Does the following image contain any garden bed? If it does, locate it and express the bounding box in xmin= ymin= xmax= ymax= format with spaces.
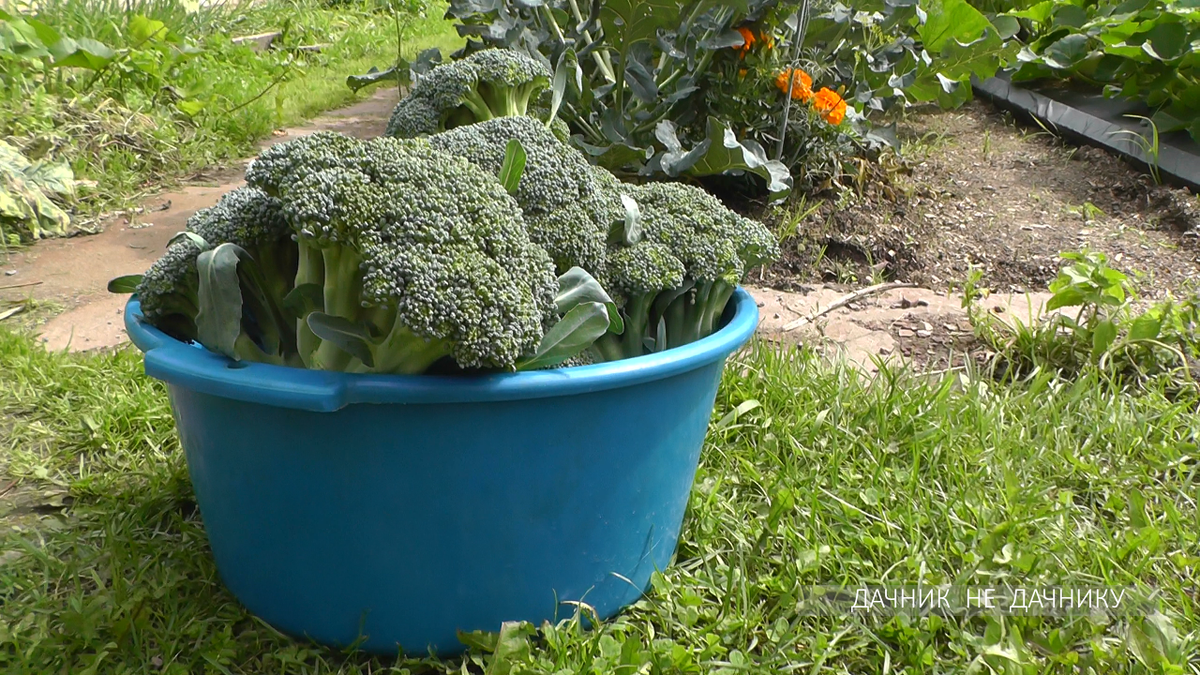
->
xmin=762 ymin=100 xmax=1200 ymax=297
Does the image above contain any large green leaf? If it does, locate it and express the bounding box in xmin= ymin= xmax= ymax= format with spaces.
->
xmin=554 ymin=266 xmax=623 ymax=334
xmin=1139 ymin=20 xmax=1189 ymax=60
xmin=128 ymin=14 xmax=171 ymax=44
xmin=107 ymin=275 xmax=143 ymax=294
xmin=679 ymin=117 xmax=793 ymax=200
xmin=49 ymin=37 xmax=116 ymax=70
xmin=1042 ymin=33 xmax=1092 ymax=69
xmin=919 ymin=0 xmax=993 ymax=53
xmin=195 ymin=243 xmax=246 ymax=360
xmin=599 ymin=0 xmax=686 ymax=47
xmin=307 ymin=312 xmax=376 ymax=367
xmin=1006 ymin=0 xmax=1054 ymax=25
xmin=346 ymin=66 xmax=404 ymax=93
xmin=498 ymin=138 xmax=526 ymax=195
xmin=0 ymin=139 xmax=75 ymax=240
xmin=515 ymin=301 xmax=610 ymax=370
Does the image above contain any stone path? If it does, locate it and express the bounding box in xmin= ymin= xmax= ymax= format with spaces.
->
xmin=0 ymin=88 xmax=1055 ymax=370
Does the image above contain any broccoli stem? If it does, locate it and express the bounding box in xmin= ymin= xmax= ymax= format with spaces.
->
xmin=294 ymin=238 xmax=325 ymax=368
xmin=475 ymin=82 xmax=523 ymax=118
xmin=663 ymin=291 xmax=690 ymax=350
xmin=700 ymin=282 xmax=736 ymax=337
xmin=460 ymin=89 xmax=496 ymax=122
xmin=593 ymin=293 xmax=655 ymax=361
xmin=370 ymin=317 xmax=453 ymax=374
xmin=311 ymin=244 xmax=364 ymax=371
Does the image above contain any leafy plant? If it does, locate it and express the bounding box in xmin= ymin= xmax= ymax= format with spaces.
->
xmin=434 ymin=0 xmax=1017 ymax=198
xmin=964 ymin=250 xmax=1200 ymax=388
xmin=0 ymin=138 xmax=77 ymax=242
xmin=1004 ymin=0 xmax=1199 ymax=141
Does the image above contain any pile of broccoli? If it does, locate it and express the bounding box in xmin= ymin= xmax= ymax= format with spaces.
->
xmin=425 ymin=116 xmax=779 ymax=362
xmin=113 ymin=49 xmax=778 ymax=374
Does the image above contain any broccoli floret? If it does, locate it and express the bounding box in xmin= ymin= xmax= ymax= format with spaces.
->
xmin=385 ymin=49 xmax=551 ymax=138
xmin=429 ymin=116 xmax=624 ymax=279
xmin=623 ymin=182 xmax=779 ymax=350
xmin=260 ymin=132 xmax=559 ymax=373
xmin=135 ymin=236 xmax=206 ymax=343
xmin=592 ymin=240 xmax=686 ymax=362
xmin=246 ymin=131 xmax=365 ymax=198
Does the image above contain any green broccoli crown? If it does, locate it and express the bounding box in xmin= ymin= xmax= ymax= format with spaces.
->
xmin=245 ymin=131 xmax=364 ymax=197
xmin=385 ymin=49 xmax=552 ymax=139
xmin=606 ymin=240 xmax=685 ymax=297
xmin=468 ymin=47 xmax=550 ymax=91
xmin=264 ymin=132 xmax=558 ymax=371
xmin=185 ymin=185 xmax=291 ymax=250
xmin=625 ymin=182 xmax=778 ymax=283
xmin=136 ymin=236 xmax=205 ymax=338
xmin=429 ymin=116 xmax=624 ymax=278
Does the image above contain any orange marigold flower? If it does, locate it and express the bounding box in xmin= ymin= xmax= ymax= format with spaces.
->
xmin=760 ymin=32 xmax=775 ymax=50
xmin=735 ymin=26 xmax=755 ymax=56
xmin=739 ymin=68 xmax=748 ymax=78
xmin=774 ymin=68 xmax=813 ymax=102
xmin=813 ymin=86 xmax=847 ymax=125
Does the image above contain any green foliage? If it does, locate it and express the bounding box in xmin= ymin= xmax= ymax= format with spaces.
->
xmin=0 ymin=139 xmax=76 ymax=242
xmin=437 ymin=0 xmax=1017 ymax=196
xmin=0 ymin=0 xmax=463 ymax=219
xmin=1004 ymin=0 xmax=1200 ymax=141
xmin=804 ymin=0 xmax=1018 ymax=112
xmin=443 ymin=0 xmax=798 ymax=198
xmin=2 ymin=332 xmax=1197 ymax=672
xmin=964 ymin=250 xmax=1200 ymax=388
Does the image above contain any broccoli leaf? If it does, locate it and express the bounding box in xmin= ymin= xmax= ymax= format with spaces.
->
xmin=555 ymin=266 xmax=623 ymax=335
xmin=306 ymin=312 xmax=376 ymax=368
xmin=107 ymin=275 xmax=143 ymax=293
xmin=515 ymin=301 xmax=610 ymax=370
xmin=499 ymin=138 xmax=527 ymax=195
xmin=195 ymin=243 xmax=246 ymax=361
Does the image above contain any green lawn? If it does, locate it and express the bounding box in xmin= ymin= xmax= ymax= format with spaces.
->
xmin=0 ymin=328 xmax=1195 ymax=674
xmin=0 ymin=0 xmax=462 ymax=222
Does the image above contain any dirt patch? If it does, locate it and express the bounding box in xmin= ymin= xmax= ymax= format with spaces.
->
xmin=0 ymin=88 xmax=401 ymax=352
xmin=763 ymin=100 xmax=1200 ymax=296
xmin=749 ymin=284 xmax=1052 ymax=373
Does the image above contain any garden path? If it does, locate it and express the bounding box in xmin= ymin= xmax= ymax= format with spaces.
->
xmin=0 ymin=87 xmax=401 ymax=352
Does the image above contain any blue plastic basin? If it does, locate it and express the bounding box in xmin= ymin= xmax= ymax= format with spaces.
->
xmin=124 ymin=288 xmax=758 ymax=655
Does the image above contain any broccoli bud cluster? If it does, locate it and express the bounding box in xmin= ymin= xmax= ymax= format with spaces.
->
xmin=385 ymin=49 xmax=551 ymax=139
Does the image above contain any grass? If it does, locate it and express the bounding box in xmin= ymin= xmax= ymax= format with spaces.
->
xmin=0 ymin=328 xmax=1197 ymax=673
xmin=0 ymin=0 xmax=462 ymax=230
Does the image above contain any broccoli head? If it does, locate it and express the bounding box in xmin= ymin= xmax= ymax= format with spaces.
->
xmin=429 ymin=116 xmax=625 ymax=280
xmin=385 ymin=49 xmax=551 ymax=139
xmin=136 ymin=186 xmax=299 ymax=353
xmin=135 ymin=236 xmax=206 ymax=344
xmin=258 ymin=132 xmax=559 ymax=373
xmin=621 ymin=181 xmax=780 ymax=350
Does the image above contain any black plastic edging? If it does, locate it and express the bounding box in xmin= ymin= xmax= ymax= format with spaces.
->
xmin=972 ymin=73 xmax=1200 ymax=193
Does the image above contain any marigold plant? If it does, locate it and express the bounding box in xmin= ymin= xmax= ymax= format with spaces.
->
xmin=774 ymin=68 xmax=813 ymax=102
xmin=812 ymin=87 xmax=847 ymax=125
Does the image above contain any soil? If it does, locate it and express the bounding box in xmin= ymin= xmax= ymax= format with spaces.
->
xmin=761 ymin=100 xmax=1200 ymax=296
